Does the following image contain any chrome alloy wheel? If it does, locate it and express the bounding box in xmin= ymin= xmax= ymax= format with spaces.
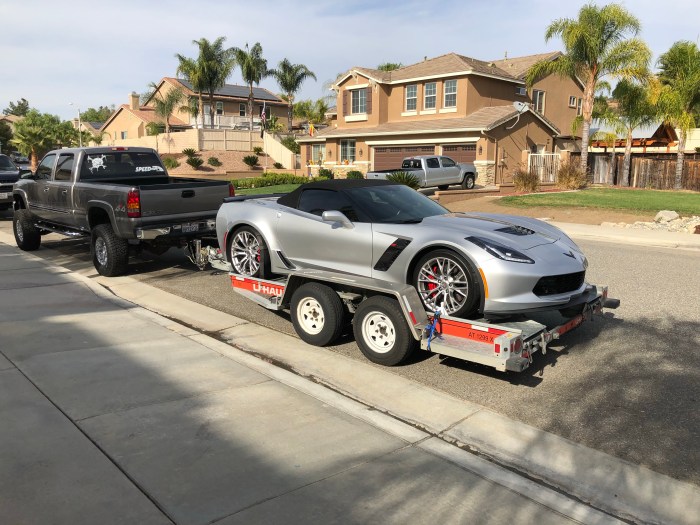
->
xmin=296 ymin=297 xmax=325 ymax=335
xmin=231 ymin=230 xmax=261 ymax=275
xmin=95 ymin=237 xmax=108 ymax=266
xmin=416 ymin=256 xmax=469 ymax=315
xmin=361 ymin=311 xmax=396 ymax=353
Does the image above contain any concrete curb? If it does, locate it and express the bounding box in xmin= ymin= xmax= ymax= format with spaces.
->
xmin=553 ymin=222 xmax=700 ymax=251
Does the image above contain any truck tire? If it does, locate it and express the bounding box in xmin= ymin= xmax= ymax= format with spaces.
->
xmin=461 ymin=173 xmax=476 ymax=190
xmin=92 ymin=224 xmax=129 ymax=277
xmin=13 ymin=209 xmax=41 ymax=251
xmin=290 ymin=282 xmax=345 ymax=346
xmin=353 ymin=295 xmax=417 ymax=366
xmin=437 ymin=185 xmax=450 ymax=191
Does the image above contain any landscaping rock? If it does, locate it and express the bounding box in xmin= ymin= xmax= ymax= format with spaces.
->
xmin=655 ymin=210 xmax=680 ymax=223
xmin=603 ymin=214 xmax=700 ymax=234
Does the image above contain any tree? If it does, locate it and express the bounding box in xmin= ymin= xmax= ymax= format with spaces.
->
xmin=525 ymin=3 xmax=651 ymax=174
xmin=179 ymin=97 xmax=200 ymax=129
xmin=232 ymin=42 xmax=269 ymax=133
xmin=176 ymin=40 xmax=211 ymax=129
xmin=269 ymin=59 xmax=317 ymax=131
xmin=3 ymin=98 xmax=30 ymax=116
xmin=294 ymin=98 xmax=330 ymax=125
xmin=377 ymin=62 xmax=402 ymax=71
xmin=148 ymin=83 xmax=185 ymax=151
xmin=656 ymin=41 xmax=700 ymax=189
xmin=0 ymin=121 xmax=12 ymax=154
xmin=10 ymin=110 xmax=74 ymax=169
xmin=80 ymin=106 xmax=115 ymax=122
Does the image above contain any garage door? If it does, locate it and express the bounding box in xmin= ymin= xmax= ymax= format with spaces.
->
xmin=442 ymin=144 xmax=476 ymax=163
xmin=373 ymin=145 xmax=435 ymax=171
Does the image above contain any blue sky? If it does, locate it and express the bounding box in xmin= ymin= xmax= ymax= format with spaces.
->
xmin=1 ymin=0 xmax=698 ymax=120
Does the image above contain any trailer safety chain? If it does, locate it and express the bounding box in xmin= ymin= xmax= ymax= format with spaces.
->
xmin=425 ymin=308 xmax=443 ymax=351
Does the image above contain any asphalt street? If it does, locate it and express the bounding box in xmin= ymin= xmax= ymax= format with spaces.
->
xmin=1 ymin=208 xmax=699 ymax=486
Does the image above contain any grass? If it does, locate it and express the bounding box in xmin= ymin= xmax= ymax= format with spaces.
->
xmin=499 ymin=188 xmax=700 ymax=216
xmin=236 ymin=184 xmax=300 ymax=195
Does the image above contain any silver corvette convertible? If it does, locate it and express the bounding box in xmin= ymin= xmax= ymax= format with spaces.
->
xmin=216 ymin=180 xmax=590 ymax=319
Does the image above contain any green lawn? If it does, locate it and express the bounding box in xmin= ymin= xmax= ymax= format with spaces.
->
xmin=235 ymin=184 xmax=301 ymax=195
xmin=499 ymin=188 xmax=700 ymax=215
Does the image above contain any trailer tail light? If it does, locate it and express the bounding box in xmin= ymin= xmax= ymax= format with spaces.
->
xmin=127 ymin=189 xmax=141 ymax=218
xmin=228 ymin=183 xmax=236 ymax=197
xmin=494 ymin=343 xmax=500 ymax=354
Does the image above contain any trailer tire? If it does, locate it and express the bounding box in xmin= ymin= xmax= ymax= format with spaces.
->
xmin=353 ymin=295 xmax=417 ymax=366
xmin=92 ymin=224 xmax=129 ymax=277
xmin=291 ymin=282 xmax=345 ymax=346
xmin=461 ymin=173 xmax=475 ymax=190
xmin=13 ymin=209 xmax=41 ymax=251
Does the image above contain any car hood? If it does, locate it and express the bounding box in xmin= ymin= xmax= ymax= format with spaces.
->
xmin=416 ymin=213 xmax=564 ymax=250
xmin=0 ymin=168 xmax=20 ymax=183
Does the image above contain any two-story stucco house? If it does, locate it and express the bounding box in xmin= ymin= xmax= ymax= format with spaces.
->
xmin=299 ymin=52 xmax=584 ymax=186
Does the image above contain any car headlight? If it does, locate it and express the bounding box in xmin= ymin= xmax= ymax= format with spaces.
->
xmin=466 ymin=236 xmax=534 ymax=264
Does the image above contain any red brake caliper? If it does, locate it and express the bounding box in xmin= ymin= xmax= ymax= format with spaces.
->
xmin=427 ymin=265 xmax=438 ymax=291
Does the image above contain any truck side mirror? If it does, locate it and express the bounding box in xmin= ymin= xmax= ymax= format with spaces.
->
xmin=20 ymin=169 xmax=34 ymax=179
xmin=322 ymin=210 xmax=354 ymax=229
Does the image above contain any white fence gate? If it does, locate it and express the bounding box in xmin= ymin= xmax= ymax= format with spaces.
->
xmin=528 ymin=153 xmax=560 ymax=183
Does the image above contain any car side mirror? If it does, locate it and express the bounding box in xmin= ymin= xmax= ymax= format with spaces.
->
xmin=322 ymin=210 xmax=354 ymax=229
xmin=20 ymin=170 xmax=34 ymax=179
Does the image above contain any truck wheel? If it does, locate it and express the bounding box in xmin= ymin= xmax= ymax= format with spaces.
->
xmin=290 ymin=282 xmax=345 ymax=346
xmin=461 ymin=173 xmax=476 ymax=190
xmin=92 ymin=224 xmax=129 ymax=277
xmin=353 ymin=295 xmax=417 ymax=366
xmin=437 ymin=185 xmax=449 ymax=191
xmin=13 ymin=209 xmax=41 ymax=251
xmin=229 ymin=226 xmax=271 ymax=278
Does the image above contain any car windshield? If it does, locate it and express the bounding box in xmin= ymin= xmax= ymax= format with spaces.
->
xmin=0 ymin=156 xmax=17 ymax=171
xmin=346 ymin=184 xmax=448 ymax=224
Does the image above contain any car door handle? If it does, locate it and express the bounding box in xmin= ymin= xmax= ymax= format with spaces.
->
xmin=181 ymin=190 xmax=195 ymax=198
xmin=43 ymin=187 xmax=50 ymax=192
xmin=62 ymin=190 xmax=68 ymax=195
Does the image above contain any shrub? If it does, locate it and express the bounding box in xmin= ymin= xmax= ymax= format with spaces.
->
xmin=186 ymin=156 xmax=204 ymax=170
xmin=243 ymin=155 xmax=259 ymax=168
xmin=162 ymin=156 xmax=180 ymax=170
xmin=232 ymin=173 xmax=323 ymax=189
xmin=512 ymin=167 xmax=540 ymax=193
xmin=387 ymin=171 xmax=420 ymax=190
xmin=281 ymin=136 xmax=300 ymax=154
xmin=556 ymin=161 xmax=588 ymax=190
xmin=253 ymin=146 xmax=264 ymax=155
xmin=146 ymin=122 xmax=164 ymax=136
xmin=346 ymin=170 xmax=364 ymax=179
xmin=182 ymin=148 xmax=198 ymax=158
xmin=318 ymin=167 xmax=334 ymax=179
xmin=273 ymin=162 xmax=283 ymax=169
xmin=207 ymin=156 xmax=222 ymax=167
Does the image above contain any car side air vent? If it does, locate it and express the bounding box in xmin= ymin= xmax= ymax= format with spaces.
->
xmin=495 ymin=225 xmax=535 ymax=236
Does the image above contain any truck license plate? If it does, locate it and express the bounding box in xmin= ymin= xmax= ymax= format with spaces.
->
xmin=0 ymin=193 xmax=9 ymax=199
xmin=182 ymin=222 xmax=199 ymax=233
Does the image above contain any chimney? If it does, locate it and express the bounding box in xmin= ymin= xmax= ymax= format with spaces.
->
xmin=129 ymin=91 xmax=140 ymax=110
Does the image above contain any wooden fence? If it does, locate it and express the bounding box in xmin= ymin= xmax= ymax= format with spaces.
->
xmin=582 ymin=153 xmax=700 ymax=191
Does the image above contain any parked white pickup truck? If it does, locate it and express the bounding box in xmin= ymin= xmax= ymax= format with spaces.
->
xmin=366 ymin=155 xmax=477 ymax=190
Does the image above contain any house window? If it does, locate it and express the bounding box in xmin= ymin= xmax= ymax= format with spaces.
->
xmin=577 ymin=98 xmax=583 ymax=116
xmin=351 ymin=89 xmax=366 ymax=114
xmin=405 ymin=85 xmax=417 ymax=111
xmin=216 ymin=102 xmax=224 ymax=115
xmin=568 ymin=96 xmax=577 ymax=108
xmin=340 ymin=139 xmax=356 ymax=163
xmin=311 ymin=144 xmax=324 ymax=163
xmin=120 ymin=131 xmax=127 ymax=139
xmin=444 ymin=80 xmax=457 ymax=108
xmin=239 ymin=103 xmax=246 ymax=117
xmin=516 ymin=86 xmax=527 ymax=96
xmin=424 ymin=82 xmax=436 ymax=109
xmin=533 ymin=90 xmax=545 ymax=113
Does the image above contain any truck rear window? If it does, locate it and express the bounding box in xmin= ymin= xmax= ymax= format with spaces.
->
xmin=81 ymin=151 xmax=166 ymax=180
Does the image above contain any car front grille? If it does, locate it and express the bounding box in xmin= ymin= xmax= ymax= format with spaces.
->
xmin=0 ymin=184 xmax=13 ymax=192
xmin=533 ymin=271 xmax=585 ymax=296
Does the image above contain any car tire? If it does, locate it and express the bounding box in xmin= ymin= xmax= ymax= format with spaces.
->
xmin=437 ymin=185 xmax=449 ymax=191
xmin=353 ymin=295 xmax=417 ymax=366
xmin=461 ymin=173 xmax=476 ymax=190
xmin=13 ymin=209 xmax=41 ymax=251
xmin=290 ymin=282 xmax=345 ymax=346
xmin=92 ymin=223 xmax=129 ymax=277
xmin=412 ymin=249 xmax=480 ymax=318
xmin=229 ymin=225 xmax=271 ymax=278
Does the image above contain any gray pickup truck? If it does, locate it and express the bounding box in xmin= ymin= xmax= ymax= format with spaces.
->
xmin=12 ymin=146 xmax=232 ymax=276
xmin=365 ymin=155 xmax=477 ymax=190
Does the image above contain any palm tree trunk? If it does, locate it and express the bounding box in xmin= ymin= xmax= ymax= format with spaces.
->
xmin=248 ymin=85 xmax=254 ymax=151
xmin=579 ymin=77 xmax=595 ymax=175
xmin=675 ymin=132 xmax=686 ymax=189
xmin=208 ymin=91 xmax=215 ymax=129
xmin=287 ymin=96 xmax=293 ymax=131
xmin=198 ymin=94 xmax=204 ymax=129
xmin=622 ymin=130 xmax=633 ymax=187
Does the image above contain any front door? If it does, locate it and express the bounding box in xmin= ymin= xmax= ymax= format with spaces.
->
xmin=27 ymin=153 xmax=56 ymax=221
xmin=49 ymin=153 xmax=76 ymax=227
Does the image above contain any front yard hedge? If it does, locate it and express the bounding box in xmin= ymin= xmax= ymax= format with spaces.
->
xmin=232 ymin=173 xmax=328 ymax=189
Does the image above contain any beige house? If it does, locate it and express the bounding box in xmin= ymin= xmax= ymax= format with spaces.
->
xmin=299 ymin=52 xmax=584 ymax=185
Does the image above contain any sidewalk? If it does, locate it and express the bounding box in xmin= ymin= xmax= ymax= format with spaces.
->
xmin=1 ymin=226 xmax=700 ymax=524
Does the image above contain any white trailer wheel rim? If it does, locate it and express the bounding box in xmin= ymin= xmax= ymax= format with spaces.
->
xmin=95 ymin=238 xmax=108 ymax=266
xmin=296 ymin=297 xmax=325 ymax=335
xmin=361 ymin=311 xmax=396 ymax=354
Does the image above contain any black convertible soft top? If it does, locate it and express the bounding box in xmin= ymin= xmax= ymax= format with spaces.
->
xmin=277 ymin=178 xmax=395 ymax=209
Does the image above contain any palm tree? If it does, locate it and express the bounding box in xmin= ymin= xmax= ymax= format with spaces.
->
xmin=656 ymin=41 xmax=700 ymax=189
xmin=269 ymin=59 xmax=317 ymax=131
xmin=377 ymin=62 xmax=402 ymax=71
xmin=232 ymin=43 xmax=269 ymax=132
xmin=149 ymin=83 xmax=185 ymax=152
xmin=11 ymin=110 xmax=63 ymax=169
xmin=525 ymin=3 xmax=651 ymax=174
xmin=178 ymin=37 xmax=235 ymax=129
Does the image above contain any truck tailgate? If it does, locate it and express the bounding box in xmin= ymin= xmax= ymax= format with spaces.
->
xmin=138 ymin=180 xmax=228 ymax=220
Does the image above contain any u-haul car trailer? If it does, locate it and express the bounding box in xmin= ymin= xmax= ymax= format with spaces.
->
xmin=205 ymin=247 xmax=619 ymax=371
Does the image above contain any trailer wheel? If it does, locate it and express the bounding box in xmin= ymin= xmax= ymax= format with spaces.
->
xmin=291 ymin=282 xmax=345 ymax=346
xmin=13 ymin=209 xmax=41 ymax=251
xmin=353 ymin=295 xmax=417 ymax=366
xmin=92 ymin=224 xmax=129 ymax=277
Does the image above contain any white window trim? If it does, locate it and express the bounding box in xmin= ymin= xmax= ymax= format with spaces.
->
xmin=405 ymin=84 xmax=417 ymax=112
xmin=568 ymin=96 xmax=577 ymax=108
xmin=419 ymin=109 xmax=436 ymax=115
xmin=350 ymin=88 xmax=367 ymax=115
xmin=401 ymin=110 xmax=418 ymax=117
xmin=516 ymin=86 xmax=527 ymax=96
xmin=344 ymin=114 xmax=368 ymax=122
xmin=347 ymin=83 xmax=369 ymax=89
xmin=533 ymin=89 xmax=546 ymax=114
xmin=424 ymin=82 xmax=437 ymax=110
xmin=439 ymin=107 xmax=457 ymax=114
xmin=443 ymin=80 xmax=457 ymax=108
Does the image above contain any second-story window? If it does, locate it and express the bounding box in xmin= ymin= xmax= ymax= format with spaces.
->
xmin=577 ymin=98 xmax=583 ymax=116
xmin=444 ymin=80 xmax=457 ymax=108
xmin=351 ymin=89 xmax=366 ymax=114
xmin=239 ymin=103 xmax=246 ymax=117
xmin=216 ymin=102 xmax=224 ymax=115
xmin=424 ymin=82 xmax=436 ymax=110
xmin=533 ymin=90 xmax=545 ymax=113
xmin=405 ymin=85 xmax=417 ymax=111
